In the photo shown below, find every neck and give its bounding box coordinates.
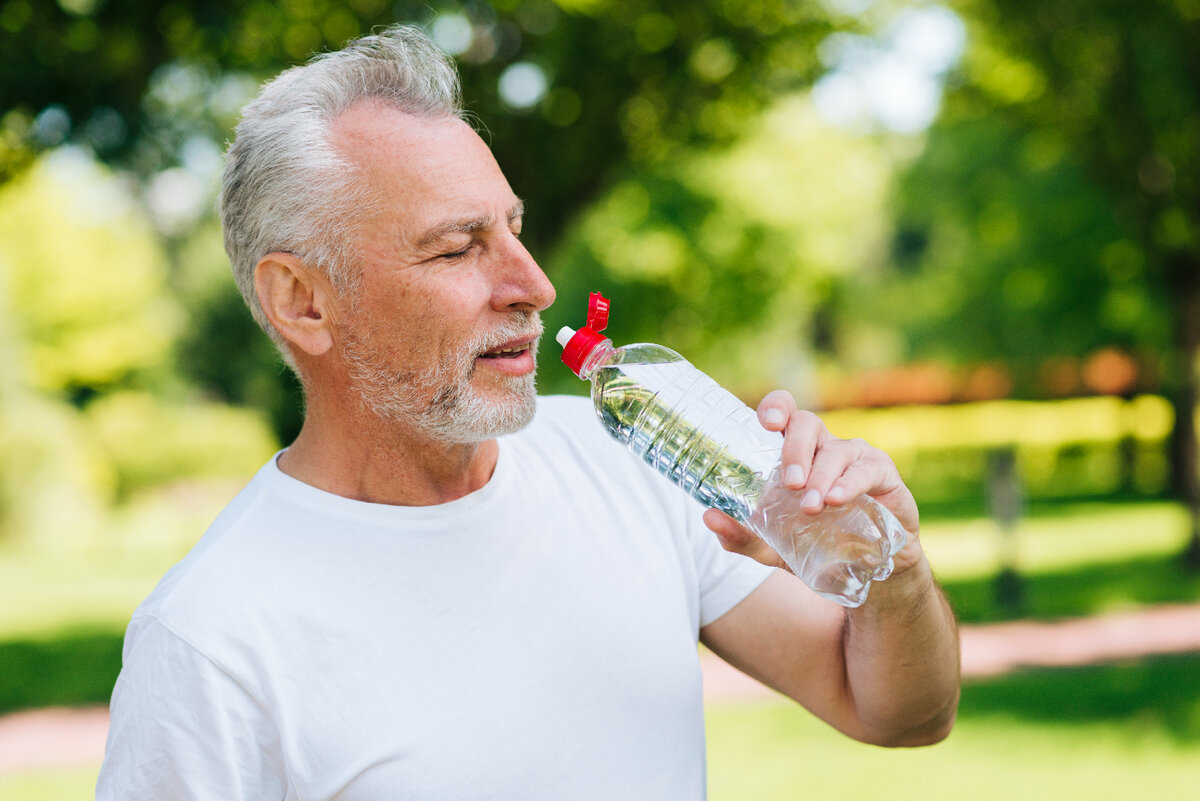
[277,392,500,507]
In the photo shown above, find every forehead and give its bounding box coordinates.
[328,100,515,229]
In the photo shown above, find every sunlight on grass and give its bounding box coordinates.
[709,654,1200,800]
[0,765,99,800]
[0,549,179,640]
[0,481,239,640]
[919,501,1188,580]
[708,697,1200,801]
[0,497,1194,640]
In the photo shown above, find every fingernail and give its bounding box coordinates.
[826,486,846,504]
[763,408,786,426]
[784,464,805,487]
[801,489,822,508]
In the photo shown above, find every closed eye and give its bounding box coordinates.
[438,245,473,261]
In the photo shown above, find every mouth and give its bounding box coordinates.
[474,333,540,378]
[478,341,534,360]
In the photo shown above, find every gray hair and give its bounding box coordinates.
[218,24,465,365]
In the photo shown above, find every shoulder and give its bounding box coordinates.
[128,459,301,646]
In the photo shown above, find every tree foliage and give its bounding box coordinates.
[0,0,840,251]
[1,0,850,439]
[540,96,893,404]
[947,0,1199,371]
[0,152,276,544]
[870,114,1169,395]
[0,150,180,397]
[867,0,1200,557]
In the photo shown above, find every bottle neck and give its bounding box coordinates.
[577,340,616,379]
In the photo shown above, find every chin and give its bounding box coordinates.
[424,385,538,444]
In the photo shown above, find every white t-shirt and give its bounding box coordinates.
[96,395,773,800]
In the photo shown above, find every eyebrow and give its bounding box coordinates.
[416,199,525,250]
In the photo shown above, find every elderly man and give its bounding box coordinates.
[97,25,958,800]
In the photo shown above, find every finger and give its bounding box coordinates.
[800,437,869,512]
[702,509,788,571]
[869,482,922,538]
[824,448,896,506]
[779,409,827,490]
[756,390,797,432]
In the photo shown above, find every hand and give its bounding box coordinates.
[703,390,924,576]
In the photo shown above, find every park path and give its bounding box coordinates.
[3,602,1200,773]
[700,601,1200,701]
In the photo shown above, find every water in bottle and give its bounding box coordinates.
[558,292,908,607]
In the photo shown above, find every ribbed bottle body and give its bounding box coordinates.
[590,344,780,523]
[585,343,907,607]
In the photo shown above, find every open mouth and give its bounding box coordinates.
[478,342,533,360]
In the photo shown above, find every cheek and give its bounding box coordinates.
[356,270,492,350]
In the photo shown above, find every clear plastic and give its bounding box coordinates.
[576,340,908,607]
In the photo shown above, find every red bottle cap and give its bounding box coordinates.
[560,291,611,376]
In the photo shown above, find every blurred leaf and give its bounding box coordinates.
[540,95,892,402]
[0,149,180,396]
[858,114,1169,396]
[85,391,278,499]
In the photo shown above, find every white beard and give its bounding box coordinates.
[340,310,542,444]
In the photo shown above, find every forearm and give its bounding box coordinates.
[704,392,961,745]
[841,552,960,746]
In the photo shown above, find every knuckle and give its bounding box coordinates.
[862,443,896,468]
[821,436,857,455]
[789,409,826,432]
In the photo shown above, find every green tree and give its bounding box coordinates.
[1,0,840,251]
[962,0,1200,560]
[0,149,181,399]
[1,0,845,440]
[0,150,275,544]
[542,95,893,403]
[876,0,1200,559]
[870,115,1167,392]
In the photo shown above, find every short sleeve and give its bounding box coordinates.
[681,498,774,628]
[96,616,289,801]
[540,394,775,629]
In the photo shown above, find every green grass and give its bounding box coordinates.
[0,498,1191,638]
[708,653,1200,801]
[0,629,123,713]
[0,548,180,642]
[8,655,1196,801]
[0,495,1197,801]
[0,498,1196,715]
[0,483,230,641]
[920,499,1190,581]
[924,499,1200,621]
[0,766,100,801]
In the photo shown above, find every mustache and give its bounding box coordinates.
[469,312,544,355]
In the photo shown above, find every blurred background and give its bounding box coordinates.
[1,0,1198,797]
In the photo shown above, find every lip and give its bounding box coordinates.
[475,333,540,376]
[479,333,540,356]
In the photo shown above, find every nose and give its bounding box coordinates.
[492,234,556,313]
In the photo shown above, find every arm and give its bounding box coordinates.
[699,391,960,747]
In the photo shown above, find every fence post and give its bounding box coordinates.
[987,447,1025,613]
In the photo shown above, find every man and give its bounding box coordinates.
[97,25,959,800]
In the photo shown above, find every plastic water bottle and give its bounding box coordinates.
[557,292,908,607]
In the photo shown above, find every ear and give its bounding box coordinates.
[254,253,336,357]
